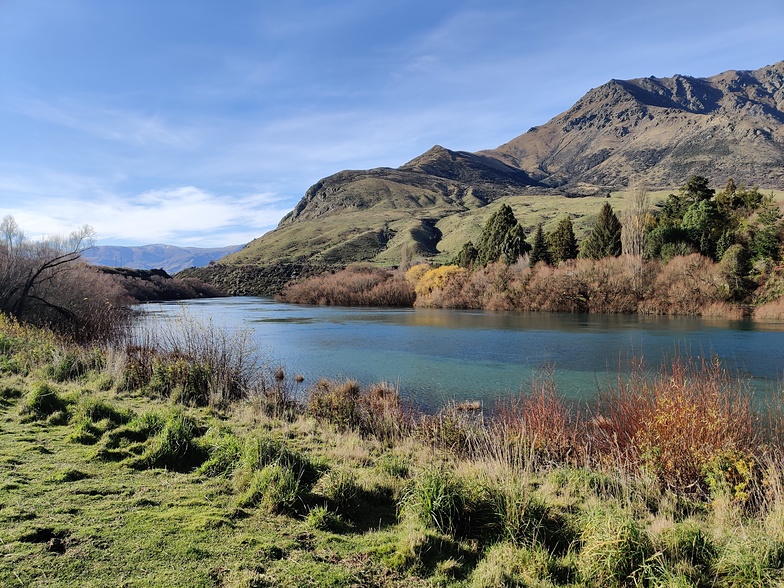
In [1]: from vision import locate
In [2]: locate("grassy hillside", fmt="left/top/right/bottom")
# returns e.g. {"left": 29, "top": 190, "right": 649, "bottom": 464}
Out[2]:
{"left": 225, "top": 188, "right": 784, "bottom": 268}
{"left": 224, "top": 190, "right": 669, "bottom": 266}
{"left": 3, "top": 315, "right": 784, "bottom": 586}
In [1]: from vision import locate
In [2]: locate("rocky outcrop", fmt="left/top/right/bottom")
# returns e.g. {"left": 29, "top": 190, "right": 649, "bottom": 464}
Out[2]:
{"left": 177, "top": 263, "right": 344, "bottom": 297}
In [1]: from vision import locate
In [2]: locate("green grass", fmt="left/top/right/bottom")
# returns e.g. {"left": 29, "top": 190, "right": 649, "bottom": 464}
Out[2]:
{"left": 3, "top": 328, "right": 784, "bottom": 586}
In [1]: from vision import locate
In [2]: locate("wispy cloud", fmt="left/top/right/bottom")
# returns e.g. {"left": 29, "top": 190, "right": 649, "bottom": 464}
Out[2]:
{"left": 12, "top": 96, "right": 196, "bottom": 148}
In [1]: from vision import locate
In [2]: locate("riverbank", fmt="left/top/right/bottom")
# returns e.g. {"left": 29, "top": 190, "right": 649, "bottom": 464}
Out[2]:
{"left": 2, "top": 315, "right": 784, "bottom": 586}
{"left": 277, "top": 256, "right": 784, "bottom": 321}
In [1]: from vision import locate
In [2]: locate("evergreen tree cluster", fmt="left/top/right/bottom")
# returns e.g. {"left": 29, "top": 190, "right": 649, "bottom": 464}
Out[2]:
{"left": 453, "top": 175, "right": 782, "bottom": 303}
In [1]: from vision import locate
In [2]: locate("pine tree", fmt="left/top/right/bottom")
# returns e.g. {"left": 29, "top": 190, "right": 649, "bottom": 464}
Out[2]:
{"left": 547, "top": 216, "right": 578, "bottom": 263}
{"left": 529, "top": 224, "right": 552, "bottom": 267}
{"left": 454, "top": 241, "right": 478, "bottom": 268}
{"left": 580, "top": 202, "right": 622, "bottom": 259}
{"left": 477, "top": 204, "right": 529, "bottom": 265}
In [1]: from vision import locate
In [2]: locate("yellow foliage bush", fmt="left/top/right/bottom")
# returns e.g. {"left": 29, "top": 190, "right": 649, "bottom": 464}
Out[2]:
{"left": 413, "top": 265, "right": 468, "bottom": 300}
{"left": 404, "top": 263, "right": 431, "bottom": 286}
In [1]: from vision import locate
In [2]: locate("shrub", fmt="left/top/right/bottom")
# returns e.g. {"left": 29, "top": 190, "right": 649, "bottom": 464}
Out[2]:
{"left": 279, "top": 264, "right": 414, "bottom": 307}
{"left": 418, "top": 403, "right": 484, "bottom": 456}
{"left": 126, "top": 312, "right": 262, "bottom": 406}
{"left": 356, "top": 382, "right": 414, "bottom": 441}
{"left": 754, "top": 297, "right": 784, "bottom": 321}
{"left": 147, "top": 356, "right": 213, "bottom": 406}
{"left": 494, "top": 372, "right": 584, "bottom": 465}
{"left": 307, "top": 379, "right": 361, "bottom": 431}
{"left": 638, "top": 254, "right": 727, "bottom": 315}
{"left": 412, "top": 265, "right": 468, "bottom": 301}
{"left": 594, "top": 356, "right": 758, "bottom": 493}
{"left": 306, "top": 379, "right": 414, "bottom": 440}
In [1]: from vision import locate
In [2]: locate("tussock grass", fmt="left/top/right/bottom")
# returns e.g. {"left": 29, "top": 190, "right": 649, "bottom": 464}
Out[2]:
{"left": 19, "top": 381, "right": 69, "bottom": 423}
{"left": 68, "top": 396, "right": 131, "bottom": 444}
{"left": 469, "top": 541, "right": 557, "bottom": 588}
{"left": 576, "top": 506, "right": 651, "bottom": 587}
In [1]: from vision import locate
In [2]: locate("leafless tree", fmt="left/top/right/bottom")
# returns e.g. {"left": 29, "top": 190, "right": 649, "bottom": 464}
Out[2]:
{"left": 0, "top": 215, "right": 95, "bottom": 320}
{"left": 0, "top": 216, "right": 129, "bottom": 340}
{"left": 621, "top": 184, "right": 650, "bottom": 257}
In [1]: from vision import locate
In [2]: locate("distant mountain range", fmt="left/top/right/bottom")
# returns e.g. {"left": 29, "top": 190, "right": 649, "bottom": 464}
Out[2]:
{"left": 82, "top": 244, "right": 244, "bottom": 274}
{"left": 213, "top": 61, "right": 784, "bottom": 270}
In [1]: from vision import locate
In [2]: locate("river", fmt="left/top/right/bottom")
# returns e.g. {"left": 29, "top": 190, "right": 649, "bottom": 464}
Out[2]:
{"left": 137, "top": 297, "right": 784, "bottom": 411}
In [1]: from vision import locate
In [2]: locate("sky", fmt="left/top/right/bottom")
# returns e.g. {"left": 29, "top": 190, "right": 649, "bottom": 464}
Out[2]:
{"left": 1, "top": 0, "right": 783, "bottom": 247}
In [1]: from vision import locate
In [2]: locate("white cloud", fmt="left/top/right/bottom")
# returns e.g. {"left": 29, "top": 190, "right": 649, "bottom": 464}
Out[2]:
{"left": 2, "top": 183, "right": 288, "bottom": 247}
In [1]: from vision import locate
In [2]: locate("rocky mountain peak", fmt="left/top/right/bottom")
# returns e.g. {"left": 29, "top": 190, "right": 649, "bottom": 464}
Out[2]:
{"left": 486, "top": 60, "right": 784, "bottom": 189}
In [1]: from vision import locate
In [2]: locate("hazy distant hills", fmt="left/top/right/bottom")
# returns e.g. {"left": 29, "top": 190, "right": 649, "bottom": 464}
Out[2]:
{"left": 219, "top": 61, "right": 784, "bottom": 269}
{"left": 83, "top": 244, "right": 244, "bottom": 274}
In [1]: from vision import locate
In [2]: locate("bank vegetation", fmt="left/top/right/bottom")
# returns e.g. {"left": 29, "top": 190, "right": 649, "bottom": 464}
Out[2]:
{"left": 3, "top": 307, "right": 784, "bottom": 586}
{"left": 280, "top": 177, "right": 784, "bottom": 321}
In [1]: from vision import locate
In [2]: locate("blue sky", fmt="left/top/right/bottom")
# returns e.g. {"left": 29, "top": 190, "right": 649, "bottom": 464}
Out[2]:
{"left": 1, "top": 0, "right": 783, "bottom": 247}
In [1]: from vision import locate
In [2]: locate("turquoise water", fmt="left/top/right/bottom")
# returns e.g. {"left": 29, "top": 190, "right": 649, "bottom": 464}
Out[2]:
{"left": 138, "top": 297, "right": 784, "bottom": 410}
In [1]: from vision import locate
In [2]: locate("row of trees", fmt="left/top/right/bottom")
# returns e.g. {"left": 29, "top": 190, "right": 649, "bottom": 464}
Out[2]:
{"left": 454, "top": 200, "right": 620, "bottom": 269}
{"left": 454, "top": 177, "right": 783, "bottom": 300}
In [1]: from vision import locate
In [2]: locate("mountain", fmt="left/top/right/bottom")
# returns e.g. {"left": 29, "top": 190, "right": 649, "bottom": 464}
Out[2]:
{"left": 82, "top": 244, "right": 244, "bottom": 274}
{"left": 484, "top": 61, "right": 784, "bottom": 189}
{"left": 220, "top": 61, "right": 784, "bottom": 269}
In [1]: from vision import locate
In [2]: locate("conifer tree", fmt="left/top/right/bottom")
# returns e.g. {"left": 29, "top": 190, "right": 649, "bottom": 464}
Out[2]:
{"left": 580, "top": 202, "right": 622, "bottom": 259}
{"left": 529, "top": 223, "right": 552, "bottom": 267}
{"left": 454, "top": 241, "right": 478, "bottom": 268}
{"left": 547, "top": 216, "right": 578, "bottom": 263}
{"left": 477, "top": 204, "right": 530, "bottom": 265}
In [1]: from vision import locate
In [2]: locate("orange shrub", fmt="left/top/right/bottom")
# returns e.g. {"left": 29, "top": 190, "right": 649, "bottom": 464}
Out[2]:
{"left": 279, "top": 264, "right": 414, "bottom": 307}
{"left": 594, "top": 356, "right": 758, "bottom": 493}
{"left": 494, "top": 372, "right": 585, "bottom": 464}
{"left": 638, "top": 254, "right": 727, "bottom": 315}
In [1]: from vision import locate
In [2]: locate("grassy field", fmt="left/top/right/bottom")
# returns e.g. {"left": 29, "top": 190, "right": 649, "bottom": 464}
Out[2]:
{"left": 3, "top": 315, "right": 784, "bottom": 587}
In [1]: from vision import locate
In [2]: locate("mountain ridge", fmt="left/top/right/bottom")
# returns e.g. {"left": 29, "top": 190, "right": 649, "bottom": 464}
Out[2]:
{"left": 221, "top": 61, "right": 784, "bottom": 269}
{"left": 83, "top": 243, "right": 244, "bottom": 275}
{"left": 484, "top": 61, "right": 784, "bottom": 189}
